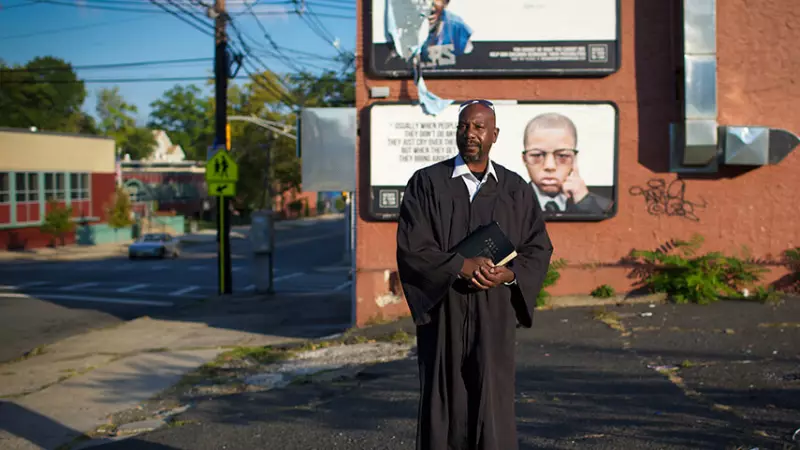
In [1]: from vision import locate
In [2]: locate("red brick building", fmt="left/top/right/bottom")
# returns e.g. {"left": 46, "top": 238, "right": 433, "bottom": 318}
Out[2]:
{"left": 0, "top": 129, "right": 117, "bottom": 250}
{"left": 354, "top": 0, "right": 800, "bottom": 325}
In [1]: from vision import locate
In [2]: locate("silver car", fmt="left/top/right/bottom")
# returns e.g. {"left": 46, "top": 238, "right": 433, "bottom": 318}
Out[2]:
{"left": 128, "top": 233, "right": 180, "bottom": 259}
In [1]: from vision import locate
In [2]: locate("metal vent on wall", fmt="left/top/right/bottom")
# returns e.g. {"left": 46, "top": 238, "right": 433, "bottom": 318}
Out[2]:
{"left": 670, "top": 0, "right": 798, "bottom": 173}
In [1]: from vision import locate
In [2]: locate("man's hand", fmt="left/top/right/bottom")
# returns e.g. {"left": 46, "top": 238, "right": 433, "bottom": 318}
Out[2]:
{"left": 460, "top": 256, "right": 493, "bottom": 280}
{"left": 562, "top": 166, "right": 589, "bottom": 204}
{"left": 471, "top": 265, "right": 515, "bottom": 290}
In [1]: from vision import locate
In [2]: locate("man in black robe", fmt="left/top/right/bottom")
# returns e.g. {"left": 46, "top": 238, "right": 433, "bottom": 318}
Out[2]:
{"left": 396, "top": 99, "right": 554, "bottom": 450}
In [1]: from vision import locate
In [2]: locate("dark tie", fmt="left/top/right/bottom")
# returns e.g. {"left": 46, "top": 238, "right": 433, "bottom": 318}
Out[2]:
{"left": 544, "top": 201, "right": 560, "bottom": 212}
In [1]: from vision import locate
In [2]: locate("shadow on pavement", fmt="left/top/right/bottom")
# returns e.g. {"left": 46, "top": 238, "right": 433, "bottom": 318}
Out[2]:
{"left": 0, "top": 401, "right": 180, "bottom": 450}
{"left": 92, "top": 303, "right": 800, "bottom": 450}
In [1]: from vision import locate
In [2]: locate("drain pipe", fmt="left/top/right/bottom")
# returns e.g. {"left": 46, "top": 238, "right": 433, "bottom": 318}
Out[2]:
{"left": 670, "top": 0, "right": 798, "bottom": 173}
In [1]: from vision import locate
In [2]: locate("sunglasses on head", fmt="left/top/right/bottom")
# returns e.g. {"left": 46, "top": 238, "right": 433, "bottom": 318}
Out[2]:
{"left": 458, "top": 99, "right": 495, "bottom": 112}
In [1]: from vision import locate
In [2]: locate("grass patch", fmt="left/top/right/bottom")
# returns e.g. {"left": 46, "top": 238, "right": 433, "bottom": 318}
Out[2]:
{"left": 591, "top": 308, "right": 625, "bottom": 333}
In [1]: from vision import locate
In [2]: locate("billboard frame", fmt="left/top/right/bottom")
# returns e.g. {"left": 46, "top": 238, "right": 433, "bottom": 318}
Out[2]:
{"left": 363, "top": 100, "right": 620, "bottom": 222}
{"left": 367, "top": 0, "right": 622, "bottom": 79}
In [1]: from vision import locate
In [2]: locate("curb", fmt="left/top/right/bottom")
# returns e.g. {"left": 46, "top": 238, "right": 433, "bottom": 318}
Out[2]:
{"left": 540, "top": 293, "right": 668, "bottom": 309}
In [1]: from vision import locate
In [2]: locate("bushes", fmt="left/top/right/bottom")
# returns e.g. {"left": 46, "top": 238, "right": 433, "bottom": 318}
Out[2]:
{"left": 537, "top": 258, "right": 567, "bottom": 307}
{"left": 627, "top": 234, "right": 768, "bottom": 304}
{"left": 591, "top": 284, "right": 616, "bottom": 298}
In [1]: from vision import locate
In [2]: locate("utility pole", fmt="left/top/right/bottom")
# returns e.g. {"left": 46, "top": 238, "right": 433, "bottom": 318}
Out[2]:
{"left": 214, "top": 0, "right": 232, "bottom": 294}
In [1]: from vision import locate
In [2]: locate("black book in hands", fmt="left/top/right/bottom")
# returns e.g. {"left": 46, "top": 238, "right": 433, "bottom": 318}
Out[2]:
{"left": 450, "top": 221, "right": 517, "bottom": 267}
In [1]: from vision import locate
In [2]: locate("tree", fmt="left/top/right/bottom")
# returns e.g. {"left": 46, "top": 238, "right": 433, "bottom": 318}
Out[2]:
{"left": 96, "top": 87, "right": 156, "bottom": 160}
{"left": 40, "top": 200, "right": 74, "bottom": 247}
{"left": 288, "top": 68, "right": 355, "bottom": 107}
{"left": 106, "top": 186, "right": 134, "bottom": 241}
{"left": 148, "top": 84, "right": 215, "bottom": 161}
{"left": 0, "top": 56, "right": 95, "bottom": 133}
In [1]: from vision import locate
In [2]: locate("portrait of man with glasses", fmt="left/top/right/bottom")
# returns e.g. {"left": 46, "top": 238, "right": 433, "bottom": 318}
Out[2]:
{"left": 521, "top": 112, "right": 614, "bottom": 215}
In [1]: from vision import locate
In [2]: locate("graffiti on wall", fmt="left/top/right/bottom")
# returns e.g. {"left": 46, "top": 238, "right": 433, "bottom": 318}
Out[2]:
{"left": 629, "top": 178, "right": 706, "bottom": 221}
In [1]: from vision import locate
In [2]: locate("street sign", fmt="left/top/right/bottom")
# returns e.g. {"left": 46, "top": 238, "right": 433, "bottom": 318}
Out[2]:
{"left": 209, "top": 182, "right": 236, "bottom": 197}
{"left": 205, "top": 151, "right": 239, "bottom": 183}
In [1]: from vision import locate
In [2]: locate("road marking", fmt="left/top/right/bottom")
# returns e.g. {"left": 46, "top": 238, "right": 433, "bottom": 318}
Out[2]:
{"left": 244, "top": 284, "right": 255, "bottom": 291}
{"left": 168, "top": 285, "right": 200, "bottom": 296}
{"left": 333, "top": 281, "right": 352, "bottom": 291}
{"left": 150, "top": 264, "right": 168, "bottom": 270}
{"left": 61, "top": 282, "right": 99, "bottom": 291}
{"left": 17, "top": 281, "right": 49, "bottom": 288}
{"left": 273, "top": 272, "right": 304, "bottom": 282}
{"left": 275, "top": 231, "right": 344, "bottom": 249}
{"left": 189, "top": 265, "right": 207, "bottom": 271}
{"left": 0, "top": 292, "right": 173, "bottom": 307}
{"left": 117, "top": 284, "right": 148, "bottom": 293}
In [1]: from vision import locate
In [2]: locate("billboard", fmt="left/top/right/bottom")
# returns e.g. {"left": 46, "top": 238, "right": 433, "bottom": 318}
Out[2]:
{"left": 298, "top": 107, "right": 357, "bottom": 192}
{"left": 370, "top": 0, "right": 620, "bottom": 77}
{"left": 367, "top": 101, "right": 618, "bottom": 221}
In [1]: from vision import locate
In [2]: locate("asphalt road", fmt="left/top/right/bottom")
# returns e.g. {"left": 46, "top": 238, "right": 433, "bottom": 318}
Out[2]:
{"left": 0, "top": 217, "right": 350, "bottom": 364}
{"left": 98, "top": 300, "right": 800, "bottom": 450}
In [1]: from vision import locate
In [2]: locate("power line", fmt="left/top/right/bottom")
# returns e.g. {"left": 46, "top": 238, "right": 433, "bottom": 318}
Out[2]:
{"left": 36, "top": 0, "right": 165, "bottom": 13}
{"left": 0, "top": 1, "right": 39, "bottom": 10}
{"left": 1, "top": 57, "right": 214, "bottom": 71}
{"left": 0, "top": 16, "right": 148, "bottom": 40}
{"left": 147, "top": 0, "right": 215, "bottom": 36}
{"left": 0, "top": 75, "right": 250, "bottom": 83}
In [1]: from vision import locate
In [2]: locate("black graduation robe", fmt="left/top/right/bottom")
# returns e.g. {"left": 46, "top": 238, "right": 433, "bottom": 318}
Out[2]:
{"left": 396, "top": 156, "right": 554, "bottom": 450}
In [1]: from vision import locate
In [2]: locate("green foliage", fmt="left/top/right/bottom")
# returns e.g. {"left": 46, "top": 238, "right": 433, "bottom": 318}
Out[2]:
{"left": 591, "top": 284, "right": 616, "bottom": 298}
{"left": 106, "top": 186, "right": 134, "bottom": 230}
{"left": 287, "top": 69, "right": 355, "bottom": 107}
{"left": 334, "top": 197, "right": 346, "bottom": 212}
{"left": 776, "top": 247, "right": 800, "bottom": 294}
{"left": 537, "top": 258, "right": 567, "bottom": 307}
{"left": 628, "top": 234, "right": 768, "bottom": 304}
{"left": 40, "top": 200, "right": 74, "bottom": 246}
{"left": 0, "top": 56, "right": 94, "bottom": 133}
{"left": 96, "top": 87, "right": 155, "bottom": 160}
{"left": 751, "top": 286, "right": 782, "bottom": 304}
{"left": 147, "top": 84, "right": 214, "bottom": 161}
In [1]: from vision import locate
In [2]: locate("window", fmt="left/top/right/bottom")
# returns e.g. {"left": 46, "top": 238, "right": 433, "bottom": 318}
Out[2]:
{"left": 70, "top": 173, "right": 90, "bottom": 200}
{"left": 0, "top": 173, "right": 8, "bottom": 203}
{"left": 44, "top": 173, "right": 66, "bottom": 201}
{"left": 15, "top": 172, "right": 39, "bottom": 203}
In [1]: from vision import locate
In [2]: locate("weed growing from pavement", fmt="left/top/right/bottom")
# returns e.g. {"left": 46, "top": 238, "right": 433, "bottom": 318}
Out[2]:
{"left": 538, "top": 258, "right": 568, "bottom": 307}
{"left": 590, "top": 308, "right": 625, "bottom": 333}
{"left": 590, "top": 284, "right": 616, "bottom": 298}
{"left": 627, "top": 234, "right": 770, "bottom": 304}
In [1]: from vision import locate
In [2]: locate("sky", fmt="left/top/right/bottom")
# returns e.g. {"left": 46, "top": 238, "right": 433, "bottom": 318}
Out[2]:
{"left": 0, "top": 0, "right": 356, "bottom": 124}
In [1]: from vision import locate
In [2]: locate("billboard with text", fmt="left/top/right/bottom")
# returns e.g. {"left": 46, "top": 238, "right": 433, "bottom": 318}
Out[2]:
{"left": 370, "top": 0, "right": 620, "bottom": 77}
{"left": 367, "top": 101, "right": 618, "bottom": 221}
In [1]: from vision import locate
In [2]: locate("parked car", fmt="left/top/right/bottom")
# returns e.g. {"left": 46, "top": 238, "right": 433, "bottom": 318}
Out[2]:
{"left": 128, "top": 233, "right": 180, "bottom": 259}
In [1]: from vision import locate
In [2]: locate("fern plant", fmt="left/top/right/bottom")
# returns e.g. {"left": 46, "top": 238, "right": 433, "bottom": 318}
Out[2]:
{"left": 537, "top": 258, "right": 567, "bottom": 306}
{"left": 629, "top": 234, "right": 767, "bottom": 304}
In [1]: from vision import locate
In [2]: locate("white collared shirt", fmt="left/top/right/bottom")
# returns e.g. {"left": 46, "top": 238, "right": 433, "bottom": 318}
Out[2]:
{"left": 531, "top": 182, "right": 568, "bottom": 212}
{"left": 452, "top": 154, "right": 498, "bottom": 202}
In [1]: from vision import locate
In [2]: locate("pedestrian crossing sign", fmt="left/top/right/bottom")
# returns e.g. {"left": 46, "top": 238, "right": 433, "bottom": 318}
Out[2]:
{"left": 209, "top": 182, "right": 236, "bottom": 197}
{"left": 205, "top": 151, "right": 239, "bottom": 183}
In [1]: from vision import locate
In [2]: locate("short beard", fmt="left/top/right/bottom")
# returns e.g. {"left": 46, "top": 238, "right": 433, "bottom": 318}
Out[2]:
{"left": 461, "top": 149, "right": 486, "bottom": 163}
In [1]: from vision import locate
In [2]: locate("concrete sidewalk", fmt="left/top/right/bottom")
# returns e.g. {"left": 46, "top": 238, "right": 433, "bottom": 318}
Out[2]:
{"left": 90, "top": 299, "right": 800, "bottom": 450}
{"left": 0, "top": 291, "right": 352, "bottom": 450}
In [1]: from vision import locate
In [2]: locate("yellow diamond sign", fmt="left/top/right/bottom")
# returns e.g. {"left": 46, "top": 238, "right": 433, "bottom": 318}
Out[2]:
{"left": 205, "top": 151, "right": 239, "bottom": 183}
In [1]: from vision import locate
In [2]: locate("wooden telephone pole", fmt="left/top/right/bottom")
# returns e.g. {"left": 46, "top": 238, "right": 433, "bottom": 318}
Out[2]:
{"left": 214, "top": 0, "right": 232, "bottom": 294}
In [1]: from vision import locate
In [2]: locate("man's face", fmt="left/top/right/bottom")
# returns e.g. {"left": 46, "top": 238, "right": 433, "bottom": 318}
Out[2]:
{"left": 523, "top": 127, "right": 576, "bottom": 196}
{"left": 456, "top": 105, "right": 498, "bottom": 163}
{"left": 429, "top": 0, "right": 447, "bottom": 28}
